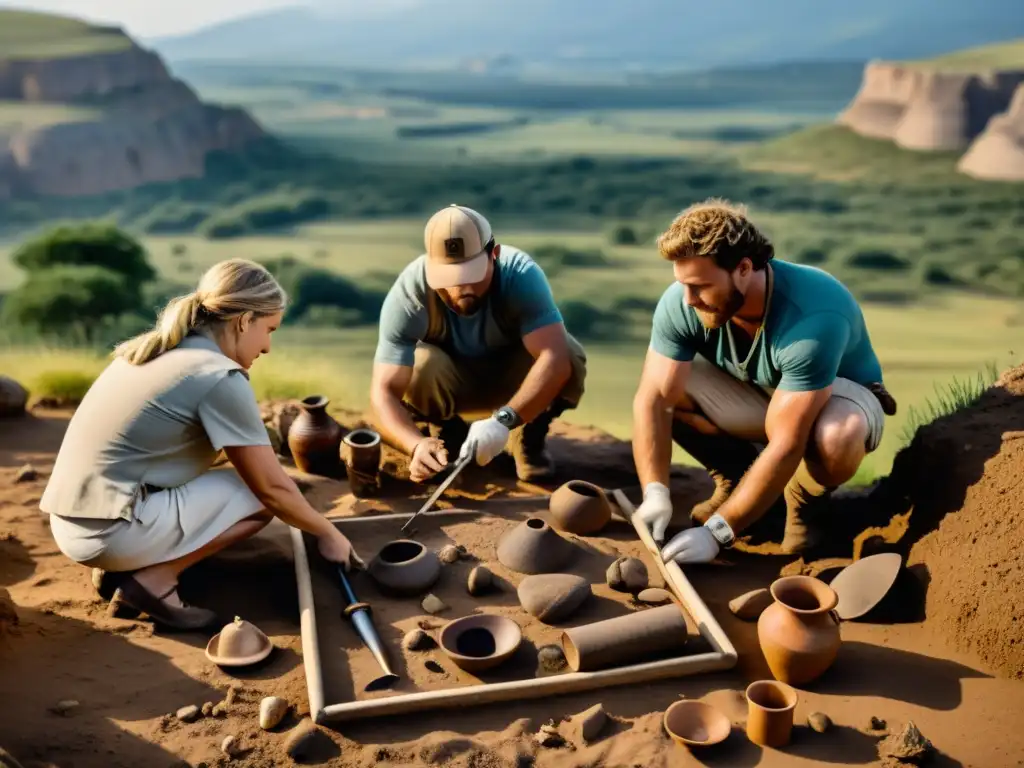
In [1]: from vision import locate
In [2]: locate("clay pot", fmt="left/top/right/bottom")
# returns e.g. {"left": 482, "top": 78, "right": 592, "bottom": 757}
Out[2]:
{"left": 549, "top": 480, "right": 612, "bottom": 535}
{"left": 745, "top": 680, "right": 797, "bottom": 748}
{"left": 496, "top": 517, "right": 575, "bottom": 575}
{"left": 663, "top": 699, "right": 731, "bottom": 747}
{"left": 367, "top": 540, "right": 442, "bottom": 596}
{"left": 438, "top": 614, "right": 523, "bottom": 673}
{"left": 288, "top": 395, "right": 343, "bottom": 478}
{"left": 205, "top": 616, "right": 274, "bottom": 666}
{"left": 757, "top": 575, "right": 841, "bottom": 685}
{"left": 341, "top": 428, "right": 381, "bottom": 498}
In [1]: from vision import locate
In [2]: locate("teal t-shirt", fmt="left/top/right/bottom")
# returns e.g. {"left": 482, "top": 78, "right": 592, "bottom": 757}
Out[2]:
{"left": 649, "top": 260, "right": 883, "bottom": 392}
{"left": 374, "top": 246, "right": 563, "bottom": 366}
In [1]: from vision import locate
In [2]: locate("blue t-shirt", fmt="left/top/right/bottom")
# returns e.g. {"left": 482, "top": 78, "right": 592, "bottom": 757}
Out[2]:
{"left": 649, "top": 260, "right": 884, "bottom": 392}
{"left": 374, "top": 246, "right": 563, "bottom": 366}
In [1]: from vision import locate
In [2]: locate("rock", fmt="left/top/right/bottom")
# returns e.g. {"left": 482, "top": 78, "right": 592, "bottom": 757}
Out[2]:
{"left": 728, "top": 588, "right": 773, "bottom": 621}
{"left": 808, "top": 712, "right": 832, "bottom": 733}
{"left": 878, "top": 721, "right": 933, "bottom": 764}
{"left": 574, "top": 703, "right": 608, "bottom": 743}
{"left": 637, "top": 588, "right": 673, "bottom": 605}
{"left": 176, "top": 705, "right": 200, "bottom": 723}
{"left": 221, "top": 735, "right": 239, "bottom": 758}
{"left": 517, "top": 574, "right": 591, "bottom": 623}
{"left": 438, "top": 544, "right": 461, "bottom": 564}
{"left": 537, "top": 645, "right": 567, "bottom": 674}
{"left": 225, "top": 685, "right": 241, "bottom": 706}
{"left": 49, "top": 700, "right": 79, "bottom": 716}
{"left": 606, "top": 557, "right": 648, "bottom": 593}
{"left": 402, "top": 628, "right": 435, "bottom": 651}
{"left": 14, "top": 465, "right": 36, "bottom": 483}
{"left": 259, "top": 696, "right": 289, "bottom": 730}
{"left": 421, "top": 594, "right": 447, "bottom": 614}
{"left": 201, "top": 702, "right": 213, "bottom": 717}
{"left": 870, "top": 716, "right": 888, "bottom": 732}
{"left": 211, "top": 702, "right": 227, "bottom": 718}
{"left": 467, "top": 566, "right": 494, "bottom": 596}
{"left": 0, "top": 377, "right": 28, "bottom": 418}
{"left": 535, "top": 726, "right": 564, "bottom": 748}
{"left": 283, "top": 720, "right": 328, "bottom": 763}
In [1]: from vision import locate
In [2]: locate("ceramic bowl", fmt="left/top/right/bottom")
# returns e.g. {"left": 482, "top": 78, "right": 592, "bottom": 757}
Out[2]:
{"left": 205, "top": 616, "right": 274, "bottom": 667}
{"left": 438, "top": 614, "right": 523, "bottom": 673}
{"left": 367, "top": 539, "right": 442, "bottom": 596}
{"left": 663, "top": 699, "right": 732, "bottom": 747}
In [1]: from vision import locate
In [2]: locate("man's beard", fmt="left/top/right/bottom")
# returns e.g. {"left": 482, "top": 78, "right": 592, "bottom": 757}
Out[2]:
{"left": 694, "top": 283, "right": 745, "bottom": 329}
{"left": 443, "top": 293, "right": 483, "bottom": 316}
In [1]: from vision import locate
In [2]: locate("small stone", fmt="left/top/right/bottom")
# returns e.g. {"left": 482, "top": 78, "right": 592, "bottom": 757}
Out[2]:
{"left": 176, "top": 705, "right": 200, "bottom": 723}
{"left": 537, "top": 645, "right": 567, "bottom": 674}
{"left": 211, "top": 702, "right": 227, "bottom": 717}
{"left": 535, "top": 727, "right": 564, "bottom": 748}
{"left": 517, "top": 574, "right": 591, "bottom": 623}
{"left": 283, "top": 720, "right": 324, "bottom": 762}
{"left": 606, "top": 556, "right": 648, "bottom": 593}
{"left": 728, "top": 588, "right": 773, "bottom": 621}
{"left": 259, "top": 696, "right": 289, "bottom": 730}
{"left": 438, "top": 544, "right": 460, "bottom": 564}
{"left": 201, "top": 702, "right": 213, "bottom": 717}
{"left": 14, "top": 465, "right": 36, "bottom": 483}
{"left": 403, "top": 628, "right": 435, "bottom": 651}
{"left": 878, "top": 721, "right": 933, "bottom": 764}
{"left": 808, "top": 712, "right": 832, "bottom": 733}
{"left": 50, "top": 700, "right": 79, "bottom": 716}
{"left": 221, "top": 735, "right": 239, "bottom": 758}
{"left": 0, "top": 376, "right": 28, "bottom": 418}
{"left": 421, "top": 593, "right": 447, "bottom": 614}
{"left": 467, "top": 566, "right": 494, "bottom": 596}
{"left": 870, "top": 716, "right": 887, "bottom": 731}
{"left": 637, "top": 588, "right": 673, "bottom": 605}
{"left": 225, "top": 686, "right": 240, "bottom": 706}
{"left": 575, "top": 703, "right": 608, "bottom": 743}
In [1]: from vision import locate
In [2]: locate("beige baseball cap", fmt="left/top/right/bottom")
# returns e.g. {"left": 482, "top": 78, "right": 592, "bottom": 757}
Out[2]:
{"left": 423, "top": 204, "right": 493, "bottom": 289}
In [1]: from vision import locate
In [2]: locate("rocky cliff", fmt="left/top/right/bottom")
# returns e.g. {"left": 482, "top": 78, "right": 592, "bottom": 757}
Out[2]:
{"left": 958, "top": 83, "right": 1024, "bottom": 180}
{"left": 0, "top": 13, "right": 266, "bottom": 198}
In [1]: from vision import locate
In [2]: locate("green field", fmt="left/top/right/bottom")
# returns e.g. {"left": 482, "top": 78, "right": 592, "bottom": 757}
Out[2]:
{"left": 907, "top": 37, "right": 1024, "bottom": 71}
{"left": 0, "top": 9, "right": 132, "bottom": 59}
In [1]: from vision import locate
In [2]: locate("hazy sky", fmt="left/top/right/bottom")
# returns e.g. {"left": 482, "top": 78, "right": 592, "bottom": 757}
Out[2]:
{"left": 1, "top": 0, "right": 306, "bottom": 38}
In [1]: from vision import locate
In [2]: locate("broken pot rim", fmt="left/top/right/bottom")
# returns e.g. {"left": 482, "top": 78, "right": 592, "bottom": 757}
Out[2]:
{"left": 769, "top": 575, "right": 839, "bottom": 616}
{"left": 437, "top": 614, "right": 523, "bottom": 663}
{"left": 827, "top": 552, "right": 904, "bottom": 620}
{"left": 662, "top": 699, "right": 732, "bottom": 746}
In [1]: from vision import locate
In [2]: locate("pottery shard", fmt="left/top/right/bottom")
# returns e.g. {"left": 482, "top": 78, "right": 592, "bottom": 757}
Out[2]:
{"left": 259, "top": 696, "right": 289, "bottom": 730}
{"left": 176, "top": 705, "right": 200, "bottom": 723}
{"left": 467, "top": 566, "right": 494, "bottom": 596}
{"left": 438, "top": 545, "right": 460, "bottom": 564}
{"left": 517, "top": 574, "right": 591, "bottom": 623}
{"left": 808, "top": 712, "right": 832, "bottom": 733}
{"left": 422, "top": 594, "right": 447, "bottom": 614}
{"left": 728, "top": 588, "right": 773, "bottom": 621}
{"left": 0, "top": 376, "right": 28, "bottom": 418}
{"left": 574, "top": 703, "right": 608, "bottom": 743}
{"left": 403, "top": 628, "right": 436, "bottom": 651}
{"left": 637, "top": 588, "right": 673, "bottom": 605}
{"left": 878, "top": 721, "right": 933, "bottom": 764}
{"left": 606, "top": 557, "right": 648, "bottom": 593}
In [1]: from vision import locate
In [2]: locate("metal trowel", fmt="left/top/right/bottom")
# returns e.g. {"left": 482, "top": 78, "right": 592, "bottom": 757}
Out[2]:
{"left": 335, "top": 565, "right": 400, "bottom": 692}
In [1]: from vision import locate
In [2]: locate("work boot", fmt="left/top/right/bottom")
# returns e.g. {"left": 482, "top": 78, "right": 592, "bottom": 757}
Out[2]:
{"left": 671, "top": 421, "right": 761, "bottom": 524}
{"left": 780, "top": 460, "right": 837, "bottom": 555}
{"left": 509, "top": 399, "right": 569, "bottom": 482}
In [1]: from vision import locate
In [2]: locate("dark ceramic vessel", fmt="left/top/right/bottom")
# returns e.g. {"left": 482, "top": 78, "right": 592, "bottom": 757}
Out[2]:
{"left": 496, "top": 517, "right": 574, "bottom": 575}
{"left": 549, "top": 480, "right": 612, "bottom": 535}
{"left": 367, "top": 540, "right": 442, "bottom": 596}
{"left": 287, "top": 395, "right": 343, "bottom": 478}
{"left": 341, "top": 428, "right": 382, "bottom": 498}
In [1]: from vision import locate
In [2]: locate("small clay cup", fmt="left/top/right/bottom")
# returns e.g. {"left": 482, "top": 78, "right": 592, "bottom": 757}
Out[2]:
{"left": 341, "top": 428, "right": 381, "bottom": 498}
{"left": 367, "top": 540, "right": 441, "bottom": 596}
{"left": 549, "top": 480, "right": 612, "bottom": 535}
{"left": 663, "top": 699, "right": 731, "bottom": 747}
{"left": 438, "top": 614, "right": 523, "bottom": 673}
{"left": 745, "top": 680, "right": 797, "bottom": 748}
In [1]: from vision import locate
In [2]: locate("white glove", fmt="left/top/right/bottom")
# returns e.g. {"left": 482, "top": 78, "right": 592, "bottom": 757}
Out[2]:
{"left": 636, "top": 482, "right": 673, "bottom": 543}
{"left": 661, "top": 513, "right": 734, "bottom": 565}
{"left": 459, "top": 417, "right": 510, "bottom": 466}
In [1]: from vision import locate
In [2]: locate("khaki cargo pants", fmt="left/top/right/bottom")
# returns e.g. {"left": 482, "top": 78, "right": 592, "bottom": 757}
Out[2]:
{"left": 680, "top": 355, "right": 886, "bottom": 452}
{"left": 403, "top": 335, "right": 587, "bottom": 423}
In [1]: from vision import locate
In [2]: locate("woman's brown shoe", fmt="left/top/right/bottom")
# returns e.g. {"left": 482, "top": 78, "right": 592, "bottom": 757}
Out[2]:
{"left": 113, "top": 577, "right": 219, "bottom": 631}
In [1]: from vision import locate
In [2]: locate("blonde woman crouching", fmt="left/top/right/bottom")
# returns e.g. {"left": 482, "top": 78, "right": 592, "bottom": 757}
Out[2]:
{"left": 41, "top": 258, "right": 361, "bottom": 630}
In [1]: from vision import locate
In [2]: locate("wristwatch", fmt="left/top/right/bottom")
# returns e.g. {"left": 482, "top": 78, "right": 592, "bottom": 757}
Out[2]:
{"left": 704, "top": 513, "right": 736, "bottom": 548}
{"left": 493, "top": 405, "right": 522, "bottom": 430}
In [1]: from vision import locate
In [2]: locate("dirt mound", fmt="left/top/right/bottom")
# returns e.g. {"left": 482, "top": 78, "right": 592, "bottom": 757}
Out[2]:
{"left": 958, "top": 83, "right": 1024, "bottom": 180}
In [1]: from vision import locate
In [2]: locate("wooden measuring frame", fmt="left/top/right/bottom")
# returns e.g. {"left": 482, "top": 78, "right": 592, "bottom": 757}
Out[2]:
{"left": 290, "top": 488, "right": 738, "bottom": 724}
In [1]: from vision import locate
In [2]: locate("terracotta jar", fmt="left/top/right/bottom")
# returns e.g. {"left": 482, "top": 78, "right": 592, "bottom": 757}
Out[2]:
{"left": 549, "top": 480, "right": 612, "bottom": 535}
{"left": 367, "top": 540, "right": 442, "bottom": 596}
{"left": 287, "top": 395, "right": 343, "bottom": 478}
{"left": 757, "top": 575, "right": 841, "bottom": 685}
{"left": 745, "top": 680, "right": 798, "bottom": 747}
{"left": 341, "top": 428, "right": 381, "bottom": 498}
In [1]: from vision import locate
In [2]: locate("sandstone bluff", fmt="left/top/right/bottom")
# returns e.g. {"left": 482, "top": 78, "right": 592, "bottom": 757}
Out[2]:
{"left": 0, "top": 11, "right": 266, "bottom": 199}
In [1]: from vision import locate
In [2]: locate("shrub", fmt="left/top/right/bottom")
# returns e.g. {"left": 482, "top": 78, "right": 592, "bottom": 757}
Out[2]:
{"left": 846, "top": 250, "right": 909, "bottom": 271}
{"left": 259, "top": 258, "right": 384, "bottom": 325}
{"left": 608, "top": 224, "right": 639, "bottom": 245}
{"left": 31, "top": 370, "right": 97, "bottom": 406}
{"left": 200, "top": 193, "right": 332, "bottom": 239}
{"left": 558, "top": 300, "right": 625, "bottom": 341}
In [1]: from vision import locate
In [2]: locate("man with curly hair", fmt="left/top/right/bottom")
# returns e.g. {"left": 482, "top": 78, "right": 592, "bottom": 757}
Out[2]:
{"left": 632, "top": 198, "right": 896, "bottom": 564}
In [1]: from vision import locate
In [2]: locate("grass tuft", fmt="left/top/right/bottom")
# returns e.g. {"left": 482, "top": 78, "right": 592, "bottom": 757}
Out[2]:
{"left": 30, "top": 369, "right": 97, "bottom": 405}
{"left": 898, "top": 361, "right": 1000, "bottom": 445}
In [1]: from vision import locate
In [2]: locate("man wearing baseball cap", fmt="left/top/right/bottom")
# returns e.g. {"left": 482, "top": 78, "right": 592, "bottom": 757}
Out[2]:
{"left": 370, "top": 204, "right": 587, "bottom": 484}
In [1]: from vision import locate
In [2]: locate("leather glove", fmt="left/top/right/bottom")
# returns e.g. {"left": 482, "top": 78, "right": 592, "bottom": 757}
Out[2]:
{"left": 661, "top": 513, "right": 734, "bottom": 565}
{"left": 636, "top": 482, "right": 673, "bottom": 543}
{"left": 459, "top": 417, "right": 510, "bottom": 466}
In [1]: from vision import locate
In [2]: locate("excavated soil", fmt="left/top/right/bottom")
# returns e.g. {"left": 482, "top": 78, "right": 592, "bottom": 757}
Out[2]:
{"left": 3, "top": 385, "right": 1024, "bottom": 767}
